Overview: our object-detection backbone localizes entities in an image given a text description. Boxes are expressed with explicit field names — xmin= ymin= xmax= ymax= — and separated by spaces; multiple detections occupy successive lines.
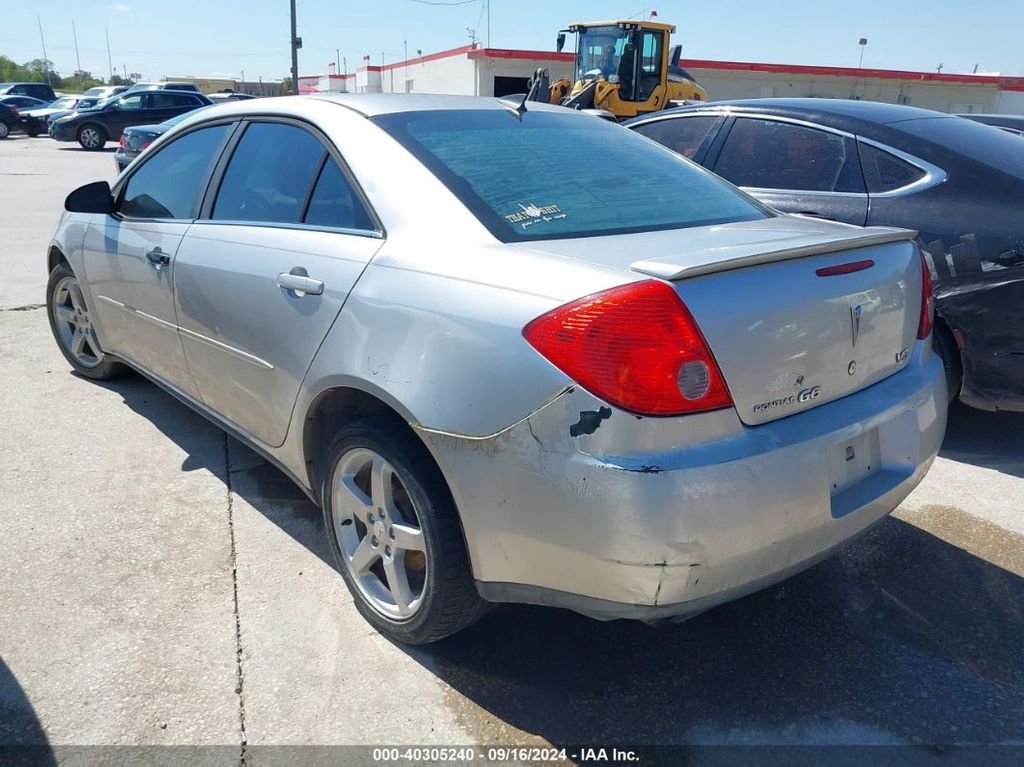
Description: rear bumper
xmin=419 ymin=342 xmax=947 ymax=620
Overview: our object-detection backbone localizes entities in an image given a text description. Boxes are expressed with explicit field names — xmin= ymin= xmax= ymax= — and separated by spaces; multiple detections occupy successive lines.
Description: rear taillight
xmin=140 ymin=141 xmax=152 ymax=151
xmin=118 ymin=134 xmax=125 ymax=149
xmin=917 ymin=247 xmax=934 ymax=340
xmin=523 ymin=280 xmax=733 ymax=416
xmin=9 ymin=106 xmax=19 ymax=116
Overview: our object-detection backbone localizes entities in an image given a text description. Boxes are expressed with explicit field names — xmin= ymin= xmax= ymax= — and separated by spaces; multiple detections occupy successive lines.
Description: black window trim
xmin=111 ymin=117 xmax=241 ymax=223
xmin=711 ymin=113 xmax=869 ymax=198
xmin=196 ymin=114 xmax=384 ymax=240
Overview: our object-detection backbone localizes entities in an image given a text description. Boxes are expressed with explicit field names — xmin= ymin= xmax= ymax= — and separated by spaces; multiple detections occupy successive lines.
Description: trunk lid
xmin=516 ymin=216 xmax=920 ymax=425
xmin=672 ymin=236 xmax=921 ymax=425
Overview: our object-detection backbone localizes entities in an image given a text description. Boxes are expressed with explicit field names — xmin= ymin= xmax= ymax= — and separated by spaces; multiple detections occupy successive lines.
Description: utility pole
xmin=36 ymin=15 xmax=51 ymax=85
xmin=72 ymin=20 xmax=82 ymax=88
xmin=857 ymin=37 xmax=867 ymax=68
xmin=486 ymin=0 xmax=490 ymax=47
xmin=105 ymin=28 xmax=114 ymax=83
xmin=289 ymin=0 xmax=300 ymax=94
xmin=336 ymin=48 xmax=341 ymax=74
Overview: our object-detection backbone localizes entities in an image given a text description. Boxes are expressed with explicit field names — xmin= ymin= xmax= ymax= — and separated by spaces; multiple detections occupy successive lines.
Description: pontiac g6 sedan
xmin=46 ymin=95 xmax=946 ymax=644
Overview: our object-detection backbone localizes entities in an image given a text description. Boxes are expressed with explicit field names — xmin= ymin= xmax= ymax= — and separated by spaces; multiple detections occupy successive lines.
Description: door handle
xmin=145 ymin=247 xmax=170 ymax=268
xmin=277 ymin=268 xmax=324 ymax=296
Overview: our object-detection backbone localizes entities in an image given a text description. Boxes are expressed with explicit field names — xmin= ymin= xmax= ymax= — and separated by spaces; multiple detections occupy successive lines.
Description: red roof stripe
xmin=681 ymin=58 xmax=1024 ymax=89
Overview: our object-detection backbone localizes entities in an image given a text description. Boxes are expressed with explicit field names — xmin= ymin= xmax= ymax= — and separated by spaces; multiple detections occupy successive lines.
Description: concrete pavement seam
xmin=224 ymin=433 xmax=248 ymax=760
xmin=1 ymin=304 xmax=45 ymax=312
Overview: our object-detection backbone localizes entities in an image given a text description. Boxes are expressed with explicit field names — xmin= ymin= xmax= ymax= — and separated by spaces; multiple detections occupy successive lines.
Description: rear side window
xmin=121 ymin=124 xmax=231 ymax=219
xmin=859 ymin=143 xmax=926 ymax=193
xmin=633 ymin=115 xmax=719 ymax=159
xmin=304 ymin=158 xmax=375 ymax=230
xmin=213 ymin=122 xmax=325 ymax=224
xmin=374 ymin=109 xmax=766 ymax=242
xmin=715 ymin=118 xmax=865 ymax=193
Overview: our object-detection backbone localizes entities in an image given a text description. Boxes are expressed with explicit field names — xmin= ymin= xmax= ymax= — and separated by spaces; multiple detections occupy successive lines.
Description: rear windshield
xmin=374 ymin=108 xmax=768 ymax=242
xmin=896 ymin=116 xmax=1024 ymax=179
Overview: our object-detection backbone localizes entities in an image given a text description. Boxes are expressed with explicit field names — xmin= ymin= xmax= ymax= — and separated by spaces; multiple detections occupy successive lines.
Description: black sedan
xmin=49 ymin=89 xmax=211 ymax=149
xmin=626 ymin=98 xmax=1024 ymax=412
xmin=113 ymin=105 xmax=211 ymax=172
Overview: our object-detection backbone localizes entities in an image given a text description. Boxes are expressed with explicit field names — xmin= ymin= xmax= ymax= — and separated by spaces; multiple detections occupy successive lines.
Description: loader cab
xmin=569 ymin=22 xmax=668 ymax=103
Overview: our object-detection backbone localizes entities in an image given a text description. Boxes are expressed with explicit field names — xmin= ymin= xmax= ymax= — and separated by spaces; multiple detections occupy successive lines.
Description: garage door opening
xmin=493 ymin=76 xmax=530 ymax=98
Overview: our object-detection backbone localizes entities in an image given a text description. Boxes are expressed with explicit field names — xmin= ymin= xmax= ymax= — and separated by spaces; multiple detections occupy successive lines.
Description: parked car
xmin=81 ymin=85 xmax=129 ymax=102
xmin=0 ymin=103 xmax=20 ymax=139
xmin=627 ymin=99 xmax=1024 ymax=412
xmin=114 ymin=105 xmax=212 ymax=171
xmin=49 ymin=89 xmax=212 ymax=149
xmin=206 ymin=91 xmax=257 ymax=102
xmin=47 ymin=95 xmax=945 ymax=644
xmin=122 ymin=81 xmax=201 ymax=94
xmin=958 ymin=113 xmax=1024 ymax=137
xmin=0 ymin=94 xmax=50 ymax=111
xmin=0 ymin=82 xmax=57 ymax=102
xmin=19 ymin=95 xmax=86 ymax=136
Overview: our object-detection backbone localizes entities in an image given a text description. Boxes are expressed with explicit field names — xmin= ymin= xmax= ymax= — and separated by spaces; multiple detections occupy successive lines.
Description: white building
xmin=300 ymin=46 xmax=1024 ymax=115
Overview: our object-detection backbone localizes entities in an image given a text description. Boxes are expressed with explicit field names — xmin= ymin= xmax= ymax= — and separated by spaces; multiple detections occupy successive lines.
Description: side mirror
xmin=65 ymin=181 xmax=113 ymax=214
xmin=556 ymin=33 xmax=566 ymax=53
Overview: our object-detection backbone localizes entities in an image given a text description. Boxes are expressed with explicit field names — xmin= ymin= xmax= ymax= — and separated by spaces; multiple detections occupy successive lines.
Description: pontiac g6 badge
xmin=850 ymin=304 xmax=862 ymax=347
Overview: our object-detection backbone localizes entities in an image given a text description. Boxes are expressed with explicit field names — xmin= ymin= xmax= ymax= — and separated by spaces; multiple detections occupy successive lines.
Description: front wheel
xmin=322 ymin=421 xmax=488 ymax=644
xmin=0 ymin=122 xmax=9 ymax=140
xmin=46 ymin=262 xmax=127 ymax=379
xmin=77 ymin=124 xmax=107 ymax=150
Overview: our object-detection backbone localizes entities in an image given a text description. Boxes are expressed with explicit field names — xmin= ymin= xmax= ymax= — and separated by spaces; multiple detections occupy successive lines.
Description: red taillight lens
xmin=140 ymin=140 xmax=152 ymax=151
xmin=118 ymin=134 xmax=125 ymax=149
xmin=917 ymin=247 xmax=934 ymax=340
xmin=9 ymin=106 xmax=19 ymax=116
xmin=523 ymin=280 xmax=733 ymax=416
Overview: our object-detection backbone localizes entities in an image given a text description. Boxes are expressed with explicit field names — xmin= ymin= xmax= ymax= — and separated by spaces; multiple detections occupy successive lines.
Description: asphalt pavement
xmin=1 ymin=135 xmax=1021 ymax=761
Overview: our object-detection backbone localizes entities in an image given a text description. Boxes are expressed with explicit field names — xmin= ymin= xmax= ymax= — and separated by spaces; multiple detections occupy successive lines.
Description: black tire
xmin=46 ymin=262 xmax=128 ymax=380
xmin=26 ymin=128 xmax=40 ymax=138
xmin=76 ymin=123 xmax=107 ymax=150
xmin=0 ymin=121 xmax=9 ymax=140
xmin=322 ymin=420 xmax=489 ymax=644
xmin=931 ymin=323 xmax=962 ymax=406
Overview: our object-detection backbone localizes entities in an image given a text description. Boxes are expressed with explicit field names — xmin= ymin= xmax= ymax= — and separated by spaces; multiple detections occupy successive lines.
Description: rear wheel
xmin=322 ymin=421 xmax=488 ymax=644
xmin=932 ymin=323 xmax=962 ymax=406
xmin=77 ymin=124 xmax=107 ymax=150
xmin=0 ymin=122 xmax=9 ymax=140
xmin=46 ymin=262 xmax=127 ymax=380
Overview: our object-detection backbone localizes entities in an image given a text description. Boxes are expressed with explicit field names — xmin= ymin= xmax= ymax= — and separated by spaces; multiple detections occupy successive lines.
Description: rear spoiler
xmin=631 ymin=225 xmax=917 ymax=281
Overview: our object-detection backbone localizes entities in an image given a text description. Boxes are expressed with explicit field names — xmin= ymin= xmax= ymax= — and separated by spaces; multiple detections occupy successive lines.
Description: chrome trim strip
xmin=177 ymin=326 xmax=274 ymax=370
xmin=742 ymin=186 xmax=869 ymax=199
xmin=186 ymin=219 xmax=384 ymax=240
xmin=97 ymin=294 xmax=274 ymax=370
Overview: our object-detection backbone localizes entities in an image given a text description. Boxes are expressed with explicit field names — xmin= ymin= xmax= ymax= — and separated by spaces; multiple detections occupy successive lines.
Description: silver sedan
xmin=46 ymin=94 xmax=947 ymax=643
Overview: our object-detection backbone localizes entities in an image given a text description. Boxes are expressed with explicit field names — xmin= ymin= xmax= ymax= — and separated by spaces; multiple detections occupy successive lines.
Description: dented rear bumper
xmin=416 ymin=342 xmax=947 ymax=621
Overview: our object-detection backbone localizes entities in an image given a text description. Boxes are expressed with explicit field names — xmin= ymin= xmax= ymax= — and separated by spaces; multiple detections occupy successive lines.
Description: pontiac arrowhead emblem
xmin=850 ymin=304 xmax=862 ymax=347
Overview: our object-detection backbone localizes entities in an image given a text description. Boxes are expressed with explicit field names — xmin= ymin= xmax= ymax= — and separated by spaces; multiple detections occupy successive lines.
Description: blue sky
xmin=4 ymin=1 xmax=1021 ymax=82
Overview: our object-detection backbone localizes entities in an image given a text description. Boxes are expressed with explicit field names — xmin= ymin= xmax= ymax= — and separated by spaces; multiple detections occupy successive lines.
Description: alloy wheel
xmin=330 ymin=448 xmax=428 ymax=620
xmin=51 ymin=275 xmax=103 ymax=368
xmin=79 ymin=127 xmax=101 ymax=149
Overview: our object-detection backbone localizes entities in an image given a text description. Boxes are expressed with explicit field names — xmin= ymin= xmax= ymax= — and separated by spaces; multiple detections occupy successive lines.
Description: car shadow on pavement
xmin=0 ymin=657 xmax=55 ymax=765
xmin=412 ymin=517 xmax=1024 ymax=746
xmin=90 ymin=372 xmax=1024 ymax=746
xmin=939 ymin=401 xmax=1024 ymax=478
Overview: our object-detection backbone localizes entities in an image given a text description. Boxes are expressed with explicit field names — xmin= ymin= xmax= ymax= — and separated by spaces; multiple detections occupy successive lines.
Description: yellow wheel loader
xmin=525 ymin=20 xmax=708 ymax=120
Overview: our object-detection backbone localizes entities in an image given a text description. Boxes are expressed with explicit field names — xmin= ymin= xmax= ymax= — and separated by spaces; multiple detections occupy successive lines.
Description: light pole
xmin=858 ymin=37 xmax=868 ymax=68
xmin=289 ymin=0 xmax=300 ymax=94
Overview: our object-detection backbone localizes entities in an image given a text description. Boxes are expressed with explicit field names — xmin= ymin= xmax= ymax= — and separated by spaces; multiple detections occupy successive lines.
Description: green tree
xmin=281 ymin=75 xmax=293 ymax=95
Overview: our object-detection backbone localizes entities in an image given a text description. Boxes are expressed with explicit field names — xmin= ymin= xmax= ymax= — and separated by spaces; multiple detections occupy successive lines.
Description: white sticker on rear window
xmin=503 ymin=202 xmax=567 ymax=230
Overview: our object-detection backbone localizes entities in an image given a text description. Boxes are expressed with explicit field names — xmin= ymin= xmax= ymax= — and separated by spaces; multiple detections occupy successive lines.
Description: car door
xmin=172 ymin=119 xmax=384 ymax=447
xmin=81 ymin=122 xmax=235 ymax=398
xmin=104 ymin=92 xmax=145 ymax=136
xmin=146 ymin=92 xmax=194 ymax=123
xmin=708 ymin=116 xmax=869 ymax=225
